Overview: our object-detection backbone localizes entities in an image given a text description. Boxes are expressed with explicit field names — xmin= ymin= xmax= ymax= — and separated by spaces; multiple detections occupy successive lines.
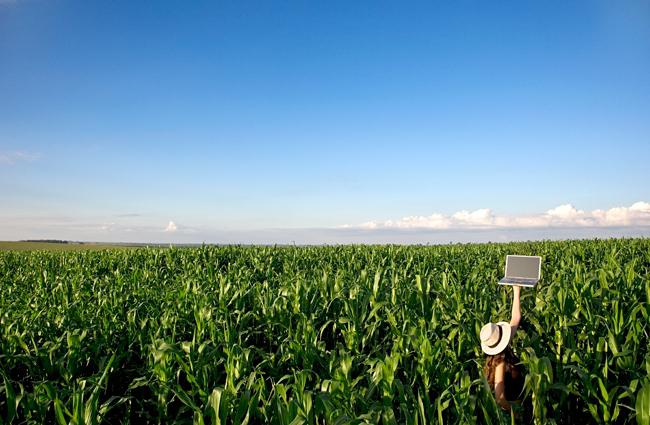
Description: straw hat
xmin=480 ymin=322 xmax=512 ymax=355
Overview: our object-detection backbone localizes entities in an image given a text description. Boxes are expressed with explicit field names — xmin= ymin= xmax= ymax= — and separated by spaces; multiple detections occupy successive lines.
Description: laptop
xmin=498 ymin=255 xmax=541 ymax=287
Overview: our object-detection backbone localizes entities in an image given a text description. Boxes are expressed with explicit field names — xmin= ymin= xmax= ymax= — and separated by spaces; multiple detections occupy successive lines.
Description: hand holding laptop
xmin=498 ymin=255 xmax=541 ymax=287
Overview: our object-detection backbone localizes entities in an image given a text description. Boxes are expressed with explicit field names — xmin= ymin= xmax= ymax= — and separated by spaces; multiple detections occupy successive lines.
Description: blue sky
xmin=1 ymin=0 xmax=649 ymax=243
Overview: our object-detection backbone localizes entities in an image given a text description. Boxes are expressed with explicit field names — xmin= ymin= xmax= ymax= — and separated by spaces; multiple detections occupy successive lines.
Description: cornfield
xmin=0 ymin=239 xmax=649 ymax=424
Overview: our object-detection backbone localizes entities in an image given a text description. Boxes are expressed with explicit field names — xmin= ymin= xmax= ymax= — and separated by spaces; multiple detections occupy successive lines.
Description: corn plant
xmin=0 ymin=239 xmax=648 ymax=423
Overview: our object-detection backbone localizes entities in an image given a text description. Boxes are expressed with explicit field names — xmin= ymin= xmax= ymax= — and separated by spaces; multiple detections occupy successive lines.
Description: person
xmin=480 ymin=285 xmax=525 ymax=412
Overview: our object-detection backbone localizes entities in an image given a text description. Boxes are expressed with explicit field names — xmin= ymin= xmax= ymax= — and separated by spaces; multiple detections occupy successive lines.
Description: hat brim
xmin=481 ymin=321 xmax=512 ymax=355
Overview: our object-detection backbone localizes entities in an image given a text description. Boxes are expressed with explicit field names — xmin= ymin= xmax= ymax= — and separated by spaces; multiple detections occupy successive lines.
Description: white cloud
xmin=452 ymin=208 xmax=495 ymax=227
xmin=591 ymin=201 xmax=650 ymax=226
xmin=0 ymin=150 xmax=39 ymax=165
xmin=358 ymin=212 xmax=452 ymax=229
xmin=164 ymin=221 xmax=178 ymax=232
xmin=344 ymin=201 xmax=650 ymax=230
xmin=546 ymin=204 xmax=583 ymax=219
xmin=99 ymin=222 xmax=116 ymax=231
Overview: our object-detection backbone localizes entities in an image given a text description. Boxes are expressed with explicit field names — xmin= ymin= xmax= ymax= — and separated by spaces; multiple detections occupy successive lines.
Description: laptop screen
xmin=506 ymin=256 xmax=541 ymax=279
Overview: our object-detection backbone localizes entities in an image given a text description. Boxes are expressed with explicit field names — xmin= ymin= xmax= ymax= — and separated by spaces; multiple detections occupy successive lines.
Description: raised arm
xmin=510 ymin=285 xmax=521 ymax=333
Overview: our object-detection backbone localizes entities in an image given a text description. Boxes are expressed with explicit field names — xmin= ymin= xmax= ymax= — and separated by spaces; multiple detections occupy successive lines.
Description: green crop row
xmin=0 ymin=239 xmax=648 ymax=424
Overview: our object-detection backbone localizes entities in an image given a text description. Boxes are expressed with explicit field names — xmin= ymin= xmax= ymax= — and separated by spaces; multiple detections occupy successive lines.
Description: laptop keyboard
xmin=501 ymin=277 xmax=537 ymax=285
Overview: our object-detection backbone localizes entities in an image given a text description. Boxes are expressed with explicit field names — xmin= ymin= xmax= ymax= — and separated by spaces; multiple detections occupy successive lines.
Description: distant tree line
xmin=21 ymin=239 xmax=70 ymax=244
